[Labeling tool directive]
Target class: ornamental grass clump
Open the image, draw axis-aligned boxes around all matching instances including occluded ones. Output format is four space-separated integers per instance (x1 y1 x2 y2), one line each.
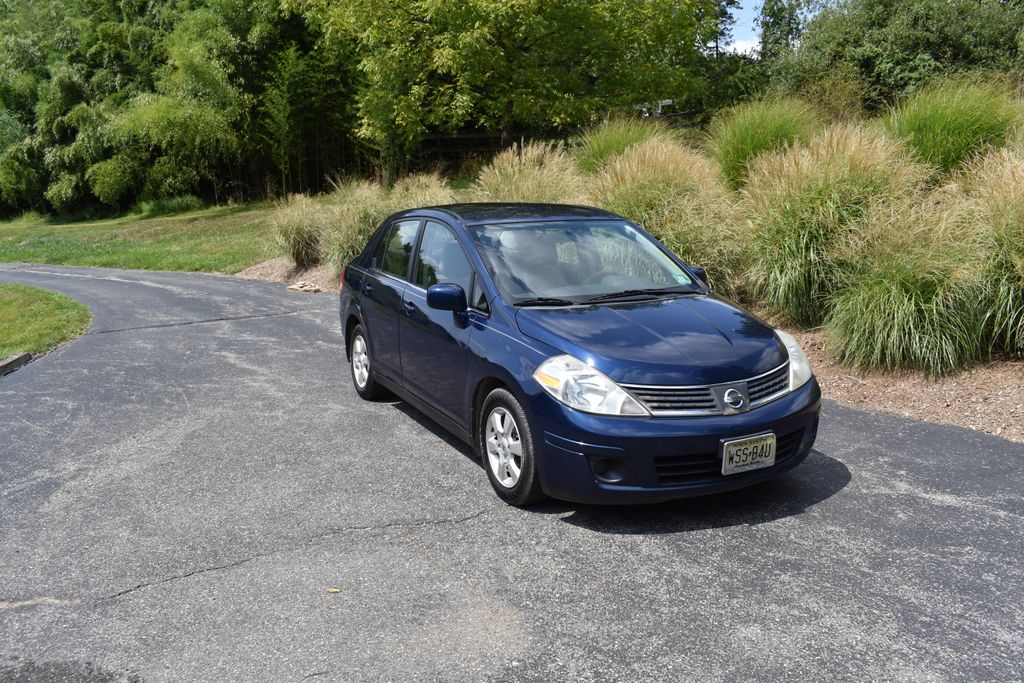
471 141 585 204
271 194 332 269
964 149 1024 356
318 173 456 278
708 98 821 189
885 79 1022 174
742 123 928 326
574 118 677 174
585 137 743 296
824 194 987 376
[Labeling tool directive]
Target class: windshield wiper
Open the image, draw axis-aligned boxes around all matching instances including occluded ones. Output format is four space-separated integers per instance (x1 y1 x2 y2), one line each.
584 287 692 303
513 297 578 307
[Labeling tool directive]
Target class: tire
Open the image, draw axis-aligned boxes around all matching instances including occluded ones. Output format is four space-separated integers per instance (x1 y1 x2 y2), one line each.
478 388 547 506
349 324 386 400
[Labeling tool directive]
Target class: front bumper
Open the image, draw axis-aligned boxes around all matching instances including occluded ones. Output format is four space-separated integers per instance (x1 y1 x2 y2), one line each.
527 378 822 504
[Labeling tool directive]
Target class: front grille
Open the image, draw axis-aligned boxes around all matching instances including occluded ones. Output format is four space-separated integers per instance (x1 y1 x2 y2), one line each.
624 386 717 411
748 362 790 404
653 428 805 486
622 361 791 416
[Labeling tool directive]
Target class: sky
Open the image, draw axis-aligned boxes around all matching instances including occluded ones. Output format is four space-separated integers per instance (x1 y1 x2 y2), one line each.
729 1 761 55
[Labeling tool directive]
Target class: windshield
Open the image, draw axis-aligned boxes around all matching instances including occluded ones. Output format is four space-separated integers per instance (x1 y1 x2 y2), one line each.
469 220 699 304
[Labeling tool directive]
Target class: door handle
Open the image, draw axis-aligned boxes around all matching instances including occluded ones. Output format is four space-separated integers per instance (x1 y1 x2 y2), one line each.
362 283 373 295
403 300 416 315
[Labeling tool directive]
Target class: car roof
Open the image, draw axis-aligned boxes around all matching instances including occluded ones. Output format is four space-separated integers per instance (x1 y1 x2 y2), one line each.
396 202 621 227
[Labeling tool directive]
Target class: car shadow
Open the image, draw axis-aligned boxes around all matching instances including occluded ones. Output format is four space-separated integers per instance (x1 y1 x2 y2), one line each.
540 450 851 534
389 400 480 463
386 400 850 534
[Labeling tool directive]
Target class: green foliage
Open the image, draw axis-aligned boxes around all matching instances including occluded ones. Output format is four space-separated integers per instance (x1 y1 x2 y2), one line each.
0 0 360 214
0 284 92 358
757 0 804 64
133 196 206 217
708 98 820 188
87 152 144 208
315 0 715 180
775 0 1024 110
742 124 927 325
43 173 82 214
885 79 1021 173
574 119 676 174
0 137 45 212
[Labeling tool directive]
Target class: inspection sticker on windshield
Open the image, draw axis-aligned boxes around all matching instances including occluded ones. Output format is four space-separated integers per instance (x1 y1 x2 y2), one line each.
721 432 776 476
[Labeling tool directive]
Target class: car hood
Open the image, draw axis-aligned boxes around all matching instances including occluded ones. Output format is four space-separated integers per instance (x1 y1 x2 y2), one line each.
515 295 786 385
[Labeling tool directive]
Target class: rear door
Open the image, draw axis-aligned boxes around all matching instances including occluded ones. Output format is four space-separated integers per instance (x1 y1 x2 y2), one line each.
399 220 476 423
360 219 421 381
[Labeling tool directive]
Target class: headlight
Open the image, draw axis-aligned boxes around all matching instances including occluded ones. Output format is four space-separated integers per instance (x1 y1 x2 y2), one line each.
775 329 813 390
533 355 649 416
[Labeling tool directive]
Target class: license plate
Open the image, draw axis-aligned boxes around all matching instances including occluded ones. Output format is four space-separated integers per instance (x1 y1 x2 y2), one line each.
721 432 776 476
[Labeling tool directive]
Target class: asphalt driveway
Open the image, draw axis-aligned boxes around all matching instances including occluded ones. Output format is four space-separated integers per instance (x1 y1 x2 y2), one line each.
0 263 1021 682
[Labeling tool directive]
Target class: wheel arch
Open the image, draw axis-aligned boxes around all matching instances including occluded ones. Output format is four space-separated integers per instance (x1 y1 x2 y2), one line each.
344 314 362 359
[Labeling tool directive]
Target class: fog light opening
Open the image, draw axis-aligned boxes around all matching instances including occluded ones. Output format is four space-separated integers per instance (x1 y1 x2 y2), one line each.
591 458 627 484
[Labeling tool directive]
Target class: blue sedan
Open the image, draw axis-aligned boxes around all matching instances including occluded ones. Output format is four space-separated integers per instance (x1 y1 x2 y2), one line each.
340 203 821 506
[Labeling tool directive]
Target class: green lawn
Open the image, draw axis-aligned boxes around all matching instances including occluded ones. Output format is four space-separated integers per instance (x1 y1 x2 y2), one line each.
0 203 277 274
0 284 92 358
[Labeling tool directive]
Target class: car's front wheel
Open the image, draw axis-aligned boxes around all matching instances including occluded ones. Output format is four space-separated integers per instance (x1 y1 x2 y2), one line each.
349 324 385 400
479 388 546 506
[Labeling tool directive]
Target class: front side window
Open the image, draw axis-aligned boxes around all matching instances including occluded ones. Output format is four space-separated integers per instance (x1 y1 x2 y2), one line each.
380 220 420 279
469 220 699 304
413 221 474 293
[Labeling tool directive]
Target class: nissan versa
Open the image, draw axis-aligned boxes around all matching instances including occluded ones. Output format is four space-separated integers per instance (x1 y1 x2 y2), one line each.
339 204 821 506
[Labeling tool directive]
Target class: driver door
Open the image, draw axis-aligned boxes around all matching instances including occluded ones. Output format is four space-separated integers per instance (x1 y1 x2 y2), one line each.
399 221 476 425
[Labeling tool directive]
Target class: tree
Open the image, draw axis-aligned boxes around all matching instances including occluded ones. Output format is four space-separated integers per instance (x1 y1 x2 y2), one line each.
772 0 1024 110
758 0 804 64
305 0 717 182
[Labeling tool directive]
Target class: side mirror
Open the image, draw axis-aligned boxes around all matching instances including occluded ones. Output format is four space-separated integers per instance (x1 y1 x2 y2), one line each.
426 283 468 312
687 265 708 285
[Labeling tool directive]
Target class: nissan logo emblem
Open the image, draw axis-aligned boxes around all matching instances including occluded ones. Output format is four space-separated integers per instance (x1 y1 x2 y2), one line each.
723 388 745 410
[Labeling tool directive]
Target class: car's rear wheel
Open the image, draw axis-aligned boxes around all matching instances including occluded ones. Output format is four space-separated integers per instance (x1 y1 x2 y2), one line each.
349 324 385 399
479 388 546 506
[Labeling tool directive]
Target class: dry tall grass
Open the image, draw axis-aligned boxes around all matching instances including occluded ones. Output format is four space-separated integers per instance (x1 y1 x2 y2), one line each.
824 190 987 375
963 148 1024 355
271 194 334 269
470 141 585 204
273 173 456 277
708 98 821 188
573 118 678 174
742 123 929 325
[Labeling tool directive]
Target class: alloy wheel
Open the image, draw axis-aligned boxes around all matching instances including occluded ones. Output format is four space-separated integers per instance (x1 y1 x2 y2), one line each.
352 335 370 389
485 407 522 488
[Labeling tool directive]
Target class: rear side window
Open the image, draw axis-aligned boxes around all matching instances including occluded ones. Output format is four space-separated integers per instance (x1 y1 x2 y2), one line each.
380 220 420 279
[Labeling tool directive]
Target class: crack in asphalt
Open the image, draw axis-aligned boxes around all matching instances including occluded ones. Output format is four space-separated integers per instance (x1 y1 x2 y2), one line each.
85 308 323 335
1 506 498 611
